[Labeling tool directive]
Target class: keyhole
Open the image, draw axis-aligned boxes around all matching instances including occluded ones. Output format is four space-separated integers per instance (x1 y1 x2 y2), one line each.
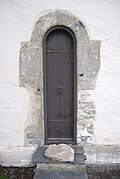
79 74 84 77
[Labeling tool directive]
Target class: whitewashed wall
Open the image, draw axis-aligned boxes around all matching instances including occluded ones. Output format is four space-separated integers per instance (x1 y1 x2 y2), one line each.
0 0 120 166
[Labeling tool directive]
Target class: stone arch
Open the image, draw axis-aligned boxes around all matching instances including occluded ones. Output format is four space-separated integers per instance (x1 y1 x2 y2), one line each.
19 10 100 146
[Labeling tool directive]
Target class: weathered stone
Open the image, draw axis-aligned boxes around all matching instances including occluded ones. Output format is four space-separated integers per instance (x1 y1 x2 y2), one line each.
19 10 100 146
44 144 75 162
37 163 86 172
34 163 88 179
32 145 86 165
34 170 88 179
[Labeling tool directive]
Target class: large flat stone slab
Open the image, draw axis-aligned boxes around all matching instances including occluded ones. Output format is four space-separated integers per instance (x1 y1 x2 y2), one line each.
34 163 88 179
34 170 88 179
44 144 74 162
32 145 86 165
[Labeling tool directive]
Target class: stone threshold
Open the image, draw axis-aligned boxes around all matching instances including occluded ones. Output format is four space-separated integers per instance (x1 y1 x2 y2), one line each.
32 145 86 165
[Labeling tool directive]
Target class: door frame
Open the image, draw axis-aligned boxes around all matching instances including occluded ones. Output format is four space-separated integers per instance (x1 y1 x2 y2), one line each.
43 26 77 145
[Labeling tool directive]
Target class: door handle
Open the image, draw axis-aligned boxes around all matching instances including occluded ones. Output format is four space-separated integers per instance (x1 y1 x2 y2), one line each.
57 84 63 94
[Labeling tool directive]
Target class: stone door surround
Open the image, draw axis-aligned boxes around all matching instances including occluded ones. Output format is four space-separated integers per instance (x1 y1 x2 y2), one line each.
19 10 100 146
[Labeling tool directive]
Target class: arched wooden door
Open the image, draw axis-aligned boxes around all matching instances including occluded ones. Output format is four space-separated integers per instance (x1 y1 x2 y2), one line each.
44 26 76 144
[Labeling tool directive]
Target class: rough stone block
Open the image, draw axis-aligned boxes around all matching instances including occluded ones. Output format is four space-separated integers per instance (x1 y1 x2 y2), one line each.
44 144 74 162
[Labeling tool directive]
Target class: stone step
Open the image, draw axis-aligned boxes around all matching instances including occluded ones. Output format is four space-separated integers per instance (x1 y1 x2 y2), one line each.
34 170 88 179
34 163 88 179
33 145 88 178
32 145 86 165
37 163 87 172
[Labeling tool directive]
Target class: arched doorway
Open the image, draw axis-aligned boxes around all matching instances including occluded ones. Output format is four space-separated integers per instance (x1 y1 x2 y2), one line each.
20 10 100 146
43 26 77 144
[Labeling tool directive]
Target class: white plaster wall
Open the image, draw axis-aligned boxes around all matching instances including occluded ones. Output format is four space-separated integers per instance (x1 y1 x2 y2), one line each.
0 0 120 165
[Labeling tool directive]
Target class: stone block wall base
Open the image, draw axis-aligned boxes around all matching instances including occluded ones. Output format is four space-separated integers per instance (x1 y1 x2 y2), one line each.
34 163 88 179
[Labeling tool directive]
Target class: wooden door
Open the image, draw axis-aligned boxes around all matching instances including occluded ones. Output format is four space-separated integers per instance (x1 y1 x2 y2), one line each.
44 26 76 144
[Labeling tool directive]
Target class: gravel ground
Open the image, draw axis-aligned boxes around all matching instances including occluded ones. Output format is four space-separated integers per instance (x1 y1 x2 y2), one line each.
0 166 35 179
86 164 120 179
0 164 120 179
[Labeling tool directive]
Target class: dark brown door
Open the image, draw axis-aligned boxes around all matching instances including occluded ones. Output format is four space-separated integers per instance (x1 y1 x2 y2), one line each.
44 26 76 144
